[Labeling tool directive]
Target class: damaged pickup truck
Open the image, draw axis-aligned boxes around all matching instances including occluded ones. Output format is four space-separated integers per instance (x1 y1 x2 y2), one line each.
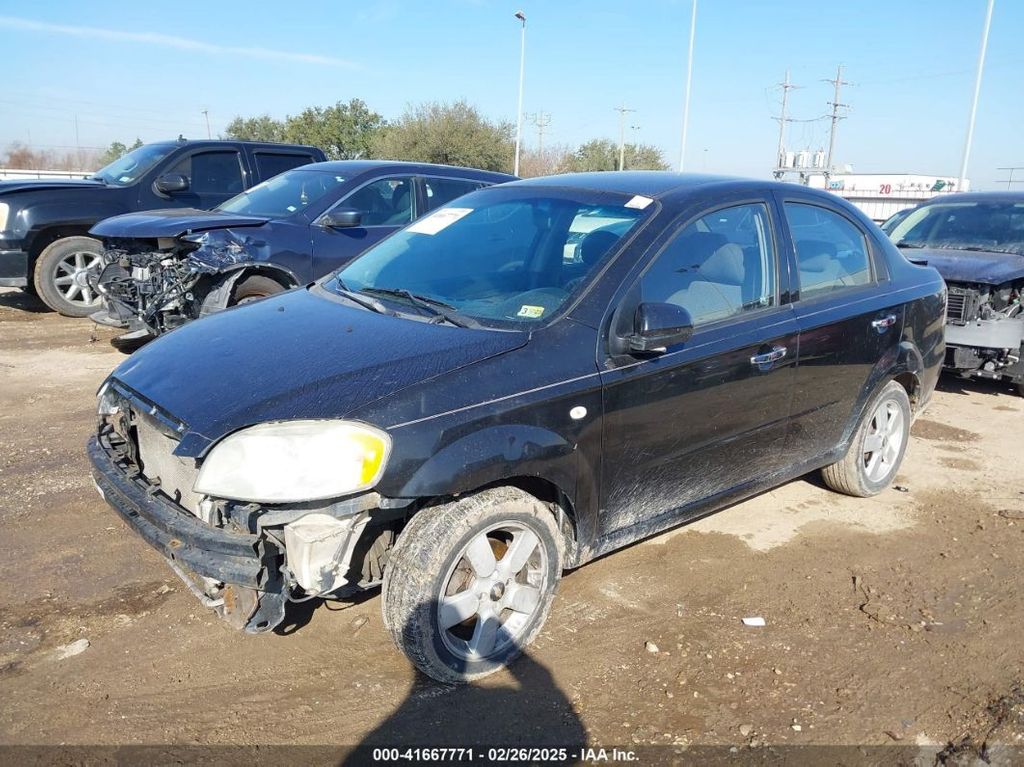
889 192 1024 394
88 173 945 683
89 161 514 344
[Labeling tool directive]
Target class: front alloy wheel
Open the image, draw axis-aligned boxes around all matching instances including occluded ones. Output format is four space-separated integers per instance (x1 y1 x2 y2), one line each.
382 487 563 683
33 236 104 317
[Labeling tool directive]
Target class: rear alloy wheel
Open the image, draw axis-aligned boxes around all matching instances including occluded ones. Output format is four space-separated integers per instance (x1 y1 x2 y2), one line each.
381 487 563 684
822 380 911 497
229 274 285 306
33 236 104 317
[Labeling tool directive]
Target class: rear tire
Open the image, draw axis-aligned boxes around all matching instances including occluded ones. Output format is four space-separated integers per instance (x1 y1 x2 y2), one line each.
822 380 911 497
33 236 104 317
381 487 563 684
229 274 285 306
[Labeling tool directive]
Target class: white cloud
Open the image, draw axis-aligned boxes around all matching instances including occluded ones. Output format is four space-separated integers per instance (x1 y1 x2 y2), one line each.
0 15 358 68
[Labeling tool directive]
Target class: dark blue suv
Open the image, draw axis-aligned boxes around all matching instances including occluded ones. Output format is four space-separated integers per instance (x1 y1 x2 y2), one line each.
90 161 514 341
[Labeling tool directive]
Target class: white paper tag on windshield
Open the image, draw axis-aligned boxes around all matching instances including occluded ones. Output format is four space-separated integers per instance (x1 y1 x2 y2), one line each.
625 195 653 210
407 207 473 235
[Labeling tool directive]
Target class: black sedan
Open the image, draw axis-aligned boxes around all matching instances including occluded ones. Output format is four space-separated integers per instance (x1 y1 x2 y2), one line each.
89 161 515 342
88 173 945 682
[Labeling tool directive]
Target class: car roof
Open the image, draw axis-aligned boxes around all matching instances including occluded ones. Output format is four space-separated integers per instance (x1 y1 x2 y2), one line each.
916 191 1024 205
505 171 806 199
299 160 517 182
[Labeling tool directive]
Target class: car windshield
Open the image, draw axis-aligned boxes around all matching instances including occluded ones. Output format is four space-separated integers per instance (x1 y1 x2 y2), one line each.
324 187 650 327
92 143 175 186
889 201 1024 256
217 169 347 218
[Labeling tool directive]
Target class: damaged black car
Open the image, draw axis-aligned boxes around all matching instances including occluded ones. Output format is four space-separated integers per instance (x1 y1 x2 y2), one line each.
889 192 1024 394
89 161 514 344
88 173 945 683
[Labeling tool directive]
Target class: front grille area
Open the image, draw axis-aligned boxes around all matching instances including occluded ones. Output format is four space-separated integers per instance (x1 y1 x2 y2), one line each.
945 286 980 326
134 410 203 516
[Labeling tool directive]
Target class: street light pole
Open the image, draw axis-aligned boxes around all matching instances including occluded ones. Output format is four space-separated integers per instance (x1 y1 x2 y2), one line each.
678 0 697 171
959 0 995 190
513 11 526 176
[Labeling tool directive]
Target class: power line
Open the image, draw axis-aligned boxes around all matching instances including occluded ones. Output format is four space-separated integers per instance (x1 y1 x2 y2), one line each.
771 70 800 172
996 167 1024 190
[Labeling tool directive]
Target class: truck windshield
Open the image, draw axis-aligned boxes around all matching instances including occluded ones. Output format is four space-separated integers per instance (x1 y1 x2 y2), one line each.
890 201 1024 256
324 187 649 328
92 144 175 186
217 169 347 218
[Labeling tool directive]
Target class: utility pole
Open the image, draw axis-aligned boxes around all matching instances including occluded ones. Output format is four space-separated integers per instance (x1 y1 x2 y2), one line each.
513 11 527 176
526 110 551 154
202 109 212 139
614 103 636 171
678 0 697 171
772 70 799 174
959 0 995 190
824 64 851 173
996 167 1024 190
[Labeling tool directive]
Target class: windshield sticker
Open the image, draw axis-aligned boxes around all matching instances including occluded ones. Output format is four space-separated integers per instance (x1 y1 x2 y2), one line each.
625 195 653 210
407 207 473 235
517 304 545 319
286 205 297 212
118 176 132 183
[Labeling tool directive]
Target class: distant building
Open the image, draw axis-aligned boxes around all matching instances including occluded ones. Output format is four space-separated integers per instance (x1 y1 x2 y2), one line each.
806 173 968 223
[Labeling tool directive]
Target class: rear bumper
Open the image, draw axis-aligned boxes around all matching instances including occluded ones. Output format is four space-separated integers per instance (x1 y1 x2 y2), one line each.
87 434 270 589
0 248 28 287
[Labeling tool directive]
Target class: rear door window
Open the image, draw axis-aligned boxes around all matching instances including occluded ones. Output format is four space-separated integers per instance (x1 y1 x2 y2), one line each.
254 152 315 181
784 203 872 299
424 177 483 211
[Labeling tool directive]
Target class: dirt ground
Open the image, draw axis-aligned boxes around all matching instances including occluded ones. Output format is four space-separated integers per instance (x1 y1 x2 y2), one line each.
1 286 1022 758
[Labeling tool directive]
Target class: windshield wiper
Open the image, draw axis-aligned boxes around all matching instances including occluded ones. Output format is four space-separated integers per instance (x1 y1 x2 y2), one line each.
333 279 394 316
361 287 477 328
895 242 926 249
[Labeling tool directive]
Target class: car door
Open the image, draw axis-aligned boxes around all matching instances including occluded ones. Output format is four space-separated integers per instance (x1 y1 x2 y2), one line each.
778 196 904 463
598 198 799 538
310 175 416 277
154 149 247 209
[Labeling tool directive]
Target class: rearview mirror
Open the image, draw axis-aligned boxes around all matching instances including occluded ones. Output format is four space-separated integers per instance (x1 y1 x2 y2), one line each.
321 208 362 229
628 302 694 353
154 173 189 195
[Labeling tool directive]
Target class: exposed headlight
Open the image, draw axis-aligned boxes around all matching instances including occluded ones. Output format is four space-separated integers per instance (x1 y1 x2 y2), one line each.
96 382 120 416
0 202 9 232
193 420 391 503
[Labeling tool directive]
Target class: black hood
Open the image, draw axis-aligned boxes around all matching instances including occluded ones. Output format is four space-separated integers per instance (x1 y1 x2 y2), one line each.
109 286 528 456
902 247 1024 286
90 208 270 240
0 178 106 195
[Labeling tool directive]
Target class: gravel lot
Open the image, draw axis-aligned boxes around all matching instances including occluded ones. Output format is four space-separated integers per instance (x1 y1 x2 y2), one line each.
1 286 1022 757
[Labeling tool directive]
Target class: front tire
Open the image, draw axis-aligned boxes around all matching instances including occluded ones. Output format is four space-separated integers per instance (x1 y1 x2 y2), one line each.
821 380 911 497
33 236 104 317
381 487 563 684
229 274 285 306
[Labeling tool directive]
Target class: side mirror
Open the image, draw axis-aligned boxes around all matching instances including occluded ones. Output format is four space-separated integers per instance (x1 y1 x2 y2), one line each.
627 302 694 353
321 208 362 229
154 173 189 195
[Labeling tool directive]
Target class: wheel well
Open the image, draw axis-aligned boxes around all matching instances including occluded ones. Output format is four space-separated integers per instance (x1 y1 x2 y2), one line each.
892 371 921 411
28 226 95 262
234 266 297 290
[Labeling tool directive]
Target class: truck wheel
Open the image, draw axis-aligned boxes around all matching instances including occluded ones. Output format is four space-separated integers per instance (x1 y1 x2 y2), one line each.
229 274 285 306
822 380 911 497
33 236 104 317
381 487 563 684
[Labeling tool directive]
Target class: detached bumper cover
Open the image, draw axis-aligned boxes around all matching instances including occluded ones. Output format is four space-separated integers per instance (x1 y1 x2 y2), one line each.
87 435 269 588
0 248 28 286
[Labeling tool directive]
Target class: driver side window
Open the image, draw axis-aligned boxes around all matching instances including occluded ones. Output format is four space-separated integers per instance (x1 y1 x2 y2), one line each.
640 202 777 326
342 177 414 227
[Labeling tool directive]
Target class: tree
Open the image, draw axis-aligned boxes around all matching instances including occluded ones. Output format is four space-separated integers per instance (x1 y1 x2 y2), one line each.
518 144 571 178
564 138 669 172
372 100 513 172
223 114 285 143
97 138 143 168
282 99 384 159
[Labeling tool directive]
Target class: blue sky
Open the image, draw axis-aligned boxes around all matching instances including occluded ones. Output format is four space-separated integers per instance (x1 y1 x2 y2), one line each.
1 0 1020 188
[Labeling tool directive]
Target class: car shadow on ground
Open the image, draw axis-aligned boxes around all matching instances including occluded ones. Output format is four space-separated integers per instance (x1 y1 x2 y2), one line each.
345 601 587 758
0 288 50 313
935 372 1019 399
